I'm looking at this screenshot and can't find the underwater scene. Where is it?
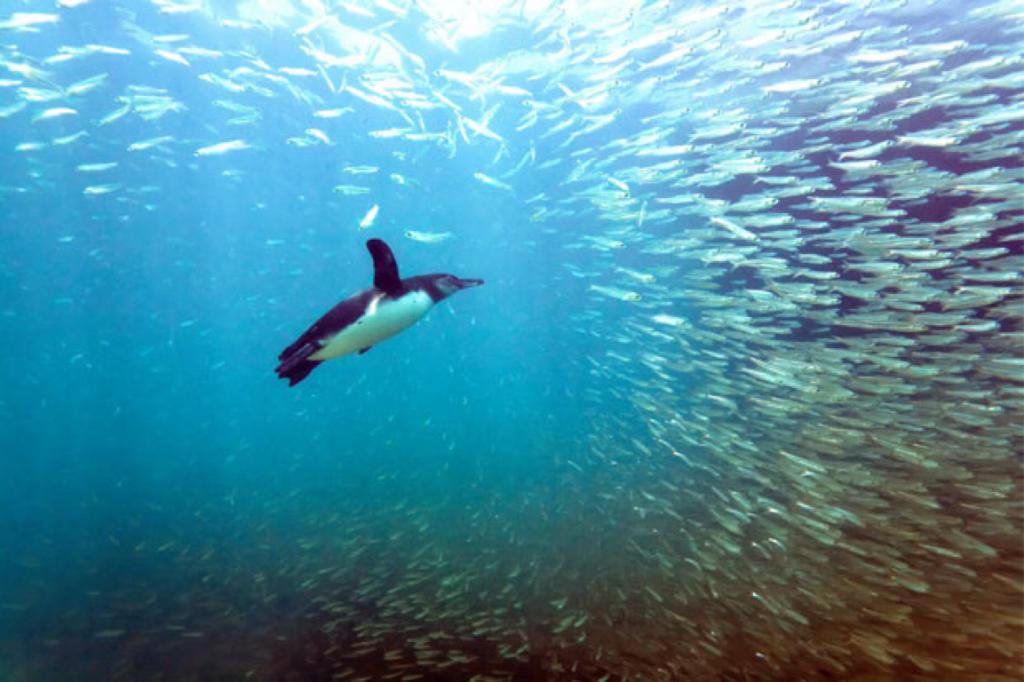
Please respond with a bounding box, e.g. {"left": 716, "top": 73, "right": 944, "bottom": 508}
{"left": 0, "top": 0, "right": 1022, "bottom": 679}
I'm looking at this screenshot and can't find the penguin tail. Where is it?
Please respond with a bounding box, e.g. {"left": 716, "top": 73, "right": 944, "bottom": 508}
{"left": 275, "top": 341, "right": 320, "bottom": 386}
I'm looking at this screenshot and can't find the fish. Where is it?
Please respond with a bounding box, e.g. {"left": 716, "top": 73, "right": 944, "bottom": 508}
{"left": 332, "top": 184, "right": 370, "bottom": 195}
{"left": 64, "top": 73, "right": 108, "bottom": 96}
{"left": 0, "top": 101, "right": 27, "bottom": 118}
{"left": 472, "top": 172, "right": 513, "bottom": 191}
{"left": 128, "top": 135, "right": 173, "bottom": 151}
{"left": 0, "top": 13, "right": 60, "bottom": 30}
{"left": 314, "top": 107, "right": 353, "bottom": 118}
{"left": 154, "top": 49, "right": 190, "bottom": 66}
{"left": 52, "top": 131, "right": 88, "bottom": 145}
{"left": 32, "top": 107, "right": 77, "bottom": 122}
{"left": 404, "top": 230, "right": 452, "bottom": 244}
{"left": 588, "top": 285, "right": 641, "bottom": 302}
{"left": 358, "top": 204, "right": 379, "bottom": 230}
{"left": 305, "top": 128, "right": 331, "bottom": 144}
{"left": 709, "top": 216, "right": 757, "bottom": 241}
{"left": 194, "top": 139, "right": 250, "bottom": 156}
{"left": 96, "top": 102, "right": 131, "bottom": 126}
{"left": 76, "top": 162, "right": 118, "bottom": 172}
{"left": 82, "top": 183, "right": 120, "bottom": 195}
{"left": 368, "top": 127, "right": 410, "bottom": 139}
{"left": 607, "top": 176, "right": 630, "bottom": 193}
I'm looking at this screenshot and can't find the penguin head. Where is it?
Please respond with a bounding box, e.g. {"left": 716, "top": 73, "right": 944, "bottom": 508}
{"left": 433, "top": 274, "right": 484, "bottom": 300}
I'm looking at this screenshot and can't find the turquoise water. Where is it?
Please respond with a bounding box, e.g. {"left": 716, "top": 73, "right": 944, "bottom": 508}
{"left": 1, "top": 1, "right": 1022, "bottom": 679}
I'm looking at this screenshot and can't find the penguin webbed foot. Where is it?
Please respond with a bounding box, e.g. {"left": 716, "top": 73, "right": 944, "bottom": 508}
{"left": 275, "top": 341, "right": 320, "bottom": 386}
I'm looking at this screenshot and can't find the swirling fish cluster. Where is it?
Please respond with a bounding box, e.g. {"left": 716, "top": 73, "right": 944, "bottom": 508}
{"left": 1, "top": 0, "right": 1021, "bottom": 679}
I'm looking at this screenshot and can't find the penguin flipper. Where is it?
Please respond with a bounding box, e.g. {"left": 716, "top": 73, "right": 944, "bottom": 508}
{"left": 366, "top": 239, "right": 403, "bottom": 296}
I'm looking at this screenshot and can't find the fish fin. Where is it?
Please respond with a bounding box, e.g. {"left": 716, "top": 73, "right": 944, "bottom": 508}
{"left": 358, "top": 346, "right": 372, "bottom": 355}
{"left": 366, "top": 238, "right": 403, "bottom": 296}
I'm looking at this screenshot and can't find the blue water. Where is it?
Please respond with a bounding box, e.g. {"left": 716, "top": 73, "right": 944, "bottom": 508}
{"left": 0, "top": 5, "right": 609, "bottom": 678}
{"left": 2, "top": 1, "right": 1023, "bottom": 679}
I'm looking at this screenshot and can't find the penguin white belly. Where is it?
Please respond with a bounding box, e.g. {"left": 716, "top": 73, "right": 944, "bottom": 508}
{"left": 310, "top": 291, "right": 433, "bottom": 360}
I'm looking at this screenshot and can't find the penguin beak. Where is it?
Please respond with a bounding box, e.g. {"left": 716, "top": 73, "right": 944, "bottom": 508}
{"left": 455, "top": 277, "right": 484, "bottom": 289}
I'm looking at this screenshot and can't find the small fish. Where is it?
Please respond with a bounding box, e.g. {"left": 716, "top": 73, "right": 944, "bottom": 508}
{"left": 369, "top": 127, "right": 410, "bottom": 139}
{"left": 32, "top": 107, "right": 77, "bottom": 122}
{"left": 64, "top": 73, "right": 108, "bottom": 96}
{"left": 763, "top": 78, "right": 822, "bottom": 94}
{"left": 652, "top": 314, "right": 688, "bottom": 328}
{"left": 128, "top": 135, "right": 173, "bottom": 152}
{"left": 313, "top": 107, "right": 353, "bottom": 119}
{"left": 710, "top": 216, "right": 757, "bottom": 241}
{"left": 52, "top": 131, "right": 87, "bottom": 145}
{"left": 332, "top": 184, "right": 370, "bottom": 195}
{"left": 179, "top": 46, "right": 222, "bottom": 59}
{"left": 83, "top": 183, "right": 120, "bottom": 195}
{"left": 460, "top": 114, "right": 504, "bottom": 143}
{"left": 897, "top": 133, "right": 959, "bottom": 147}
{"left": 96, "top": 102, "right": 131, "bottom": 126}
{"left": 404, "top": 230, "right": 452, "bottom": 244}
{"left": 473, "top": 172, "right": 513, "bottom": 191}
{"left": 154, "top": 49, "right": 190, "bottom": 67}
{"left": 607, "top": 176, "right": 630, "bottom": 193}
{"left": 17, "top": 86, "right": 62, "bottom": 102}
{"left": 616, "top": 267, "right": 655, "bottom": 284}
{"left": 93, "top": 629, "right": 125, "bottom": 639}
{"left": 76, "top": 162, "right": 118, "bottom": 172}
{"left": 152, "top": 34, "right": 190, "bottom": 44}
{"left": 194, "top": 139, "right": 250, "bottom": 157}
{"left": 0, "top": 101, "right": 26, "bottom": 118}
{"left": 305, "top": 128, "right": 331, "bottom": 144}
{"left": 358, "top": 204, "right": 379, "bottom": 230}
{"left": 589, "top": 284, "right": 641, "bottom": 302}
{"left": 1, "top": 61, "right": 51, "bottom": 81}
{"left": 0, "top": 13, "right": 60, "bottom": 30}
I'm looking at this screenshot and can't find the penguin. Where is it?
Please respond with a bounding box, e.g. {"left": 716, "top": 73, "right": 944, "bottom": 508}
{"left": 275, "top": 238, "right": 484, "bottom": 386}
